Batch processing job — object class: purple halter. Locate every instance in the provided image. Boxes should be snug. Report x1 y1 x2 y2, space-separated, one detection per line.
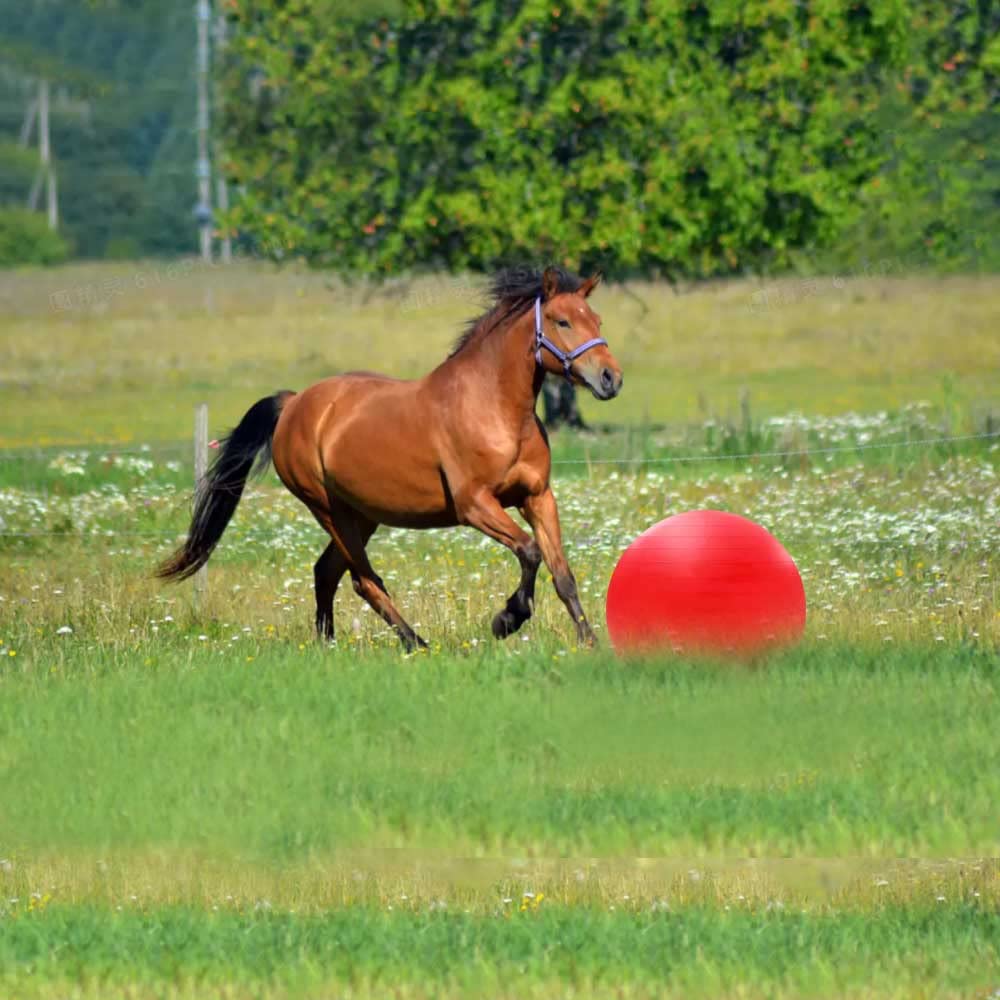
534 297 608 382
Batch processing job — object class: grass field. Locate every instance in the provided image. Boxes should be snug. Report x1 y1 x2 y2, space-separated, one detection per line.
1 261 999 997
1 262 999 446
4 903 999 998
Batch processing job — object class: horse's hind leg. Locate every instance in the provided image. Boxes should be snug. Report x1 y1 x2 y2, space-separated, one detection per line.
316 504 426 653
313 520 376 641
349 565 428 653
314 542 345 641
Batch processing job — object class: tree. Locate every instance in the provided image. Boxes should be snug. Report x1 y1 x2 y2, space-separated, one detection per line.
0 0 198 259
220 0 997 279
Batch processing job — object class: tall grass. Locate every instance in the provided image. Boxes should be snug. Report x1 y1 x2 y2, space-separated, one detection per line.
0 263 997 445
2 643 997 860
2 903 998 999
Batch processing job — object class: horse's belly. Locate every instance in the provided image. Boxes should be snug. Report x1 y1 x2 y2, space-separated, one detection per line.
323 440 457 528
355 505 460 530
327 475 457 528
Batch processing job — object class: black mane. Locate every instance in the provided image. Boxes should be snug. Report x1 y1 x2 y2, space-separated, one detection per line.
450 265 583 357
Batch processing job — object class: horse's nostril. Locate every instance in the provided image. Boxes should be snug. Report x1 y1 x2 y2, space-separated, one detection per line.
600 368 614 389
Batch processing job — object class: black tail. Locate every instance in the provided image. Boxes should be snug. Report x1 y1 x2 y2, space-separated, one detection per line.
157 391 294 582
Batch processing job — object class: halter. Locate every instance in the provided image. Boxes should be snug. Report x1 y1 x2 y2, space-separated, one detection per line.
533 297 608 382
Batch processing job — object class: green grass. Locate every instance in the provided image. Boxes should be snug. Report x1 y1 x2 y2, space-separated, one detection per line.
2 643 998 860
3 261 999 997
3 904 998 999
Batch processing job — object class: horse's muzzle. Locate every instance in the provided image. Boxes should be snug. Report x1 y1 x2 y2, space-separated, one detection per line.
584 366 623 400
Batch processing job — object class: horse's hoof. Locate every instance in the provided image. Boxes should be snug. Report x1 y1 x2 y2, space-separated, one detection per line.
401 632 429 654
492 609 523 639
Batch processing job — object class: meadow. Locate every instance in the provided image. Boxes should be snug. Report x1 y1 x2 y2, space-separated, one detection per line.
1 262 999 998
2 261 999 445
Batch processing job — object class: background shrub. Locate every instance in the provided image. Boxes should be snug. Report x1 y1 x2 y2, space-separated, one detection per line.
0 207 71 267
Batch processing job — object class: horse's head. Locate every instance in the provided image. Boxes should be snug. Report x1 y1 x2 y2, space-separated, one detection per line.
536 267 623 400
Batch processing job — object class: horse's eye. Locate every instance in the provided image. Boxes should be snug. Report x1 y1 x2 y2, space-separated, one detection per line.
556 319 571 329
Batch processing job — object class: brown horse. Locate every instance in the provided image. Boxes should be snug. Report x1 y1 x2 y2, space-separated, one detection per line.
158 266 623 650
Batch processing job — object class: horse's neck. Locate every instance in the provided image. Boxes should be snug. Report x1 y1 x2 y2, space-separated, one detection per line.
438 310 541 428
479 310 543 421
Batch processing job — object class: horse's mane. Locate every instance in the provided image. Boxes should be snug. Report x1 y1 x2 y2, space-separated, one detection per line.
450 265 583 358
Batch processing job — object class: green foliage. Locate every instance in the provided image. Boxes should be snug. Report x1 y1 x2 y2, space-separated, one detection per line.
221 0 997 277
815 0 1000 274
3 904 999 998
0 141 41 185
0 208 71 266
0 0 197 259
3 642 999 856
822 107 1000 274
0 142 41 220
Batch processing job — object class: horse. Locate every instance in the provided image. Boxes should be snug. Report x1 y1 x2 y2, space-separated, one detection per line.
157 265 623 651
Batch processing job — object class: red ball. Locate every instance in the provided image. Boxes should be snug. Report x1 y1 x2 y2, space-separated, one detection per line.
605 510 806 657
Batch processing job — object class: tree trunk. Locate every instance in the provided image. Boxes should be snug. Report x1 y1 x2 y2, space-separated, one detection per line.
541 377 587 430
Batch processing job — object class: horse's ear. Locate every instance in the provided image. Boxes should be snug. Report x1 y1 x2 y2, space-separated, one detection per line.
578 271 603 298
542 267 561 301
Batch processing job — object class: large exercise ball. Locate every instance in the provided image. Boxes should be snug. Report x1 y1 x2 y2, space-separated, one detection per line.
605 510 806 657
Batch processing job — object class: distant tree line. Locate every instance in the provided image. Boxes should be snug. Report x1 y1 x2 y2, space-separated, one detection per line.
0 0 196 263
0 0 996 275
221 0 999 278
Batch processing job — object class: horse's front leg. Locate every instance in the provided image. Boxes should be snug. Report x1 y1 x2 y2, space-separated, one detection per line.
492 538 542 639
454 487 540 639
521 488 597 647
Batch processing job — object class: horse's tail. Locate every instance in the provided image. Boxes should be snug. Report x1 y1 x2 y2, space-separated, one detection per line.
156 390 294 582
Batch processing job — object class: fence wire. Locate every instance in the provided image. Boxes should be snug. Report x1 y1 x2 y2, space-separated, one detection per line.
549 430 1000 466
1 429 996 541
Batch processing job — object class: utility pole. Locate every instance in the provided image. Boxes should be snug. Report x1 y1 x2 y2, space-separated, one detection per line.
18 96 38 148
28 79 59 230
214 7 232 263
195 0 213 261
25 87 42 211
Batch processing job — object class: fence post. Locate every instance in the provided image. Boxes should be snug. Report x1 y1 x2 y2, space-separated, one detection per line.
194 402 209 606
740 387 752 441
